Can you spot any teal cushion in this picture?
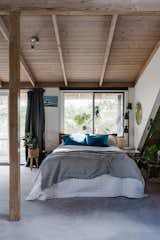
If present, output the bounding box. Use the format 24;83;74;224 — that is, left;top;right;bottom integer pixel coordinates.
86;134;109;147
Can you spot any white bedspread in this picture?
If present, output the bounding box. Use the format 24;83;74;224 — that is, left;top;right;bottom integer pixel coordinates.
27;145;145;201
54;144;123;153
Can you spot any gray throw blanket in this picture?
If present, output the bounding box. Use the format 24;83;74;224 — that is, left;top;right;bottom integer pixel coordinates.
40;150;142;190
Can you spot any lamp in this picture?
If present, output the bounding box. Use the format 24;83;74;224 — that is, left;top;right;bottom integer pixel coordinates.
127;103;132;110
30;36;39;50
124;102;132;146
124;111;129;120
124;125;129;133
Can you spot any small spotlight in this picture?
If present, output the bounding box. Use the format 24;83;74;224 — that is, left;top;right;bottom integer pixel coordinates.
30;36;39;50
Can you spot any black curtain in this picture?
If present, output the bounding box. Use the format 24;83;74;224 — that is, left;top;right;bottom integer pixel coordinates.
25;88;45;166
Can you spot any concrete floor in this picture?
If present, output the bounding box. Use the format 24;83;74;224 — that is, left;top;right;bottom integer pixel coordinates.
0;166;160;240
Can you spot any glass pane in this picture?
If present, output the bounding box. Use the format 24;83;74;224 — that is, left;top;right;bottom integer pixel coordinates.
64;93;93;134
0;91;27;164
0;139;9;162
20;91;27;164
0;93;9;162
94;93;123;136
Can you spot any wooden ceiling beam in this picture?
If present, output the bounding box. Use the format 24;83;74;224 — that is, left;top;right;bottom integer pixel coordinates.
69;81;134;88
20;54;36;87
1;81;134;89
135;41;160;84
52;15;68;86
19;8;160;16
0;80;3;87
0;16;9;40
2;8;160;16
99;14;118;87
0;8;9;15
0;16;36;87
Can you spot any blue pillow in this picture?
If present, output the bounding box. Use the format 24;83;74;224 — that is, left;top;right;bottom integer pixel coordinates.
86;134;109;147
62;133;87;146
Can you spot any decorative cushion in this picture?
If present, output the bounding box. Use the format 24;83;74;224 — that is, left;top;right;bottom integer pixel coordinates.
86;134;109;147
62;133;87;145
108;135;117;146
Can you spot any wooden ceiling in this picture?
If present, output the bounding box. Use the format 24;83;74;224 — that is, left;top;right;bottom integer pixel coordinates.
0;8;160;88
1;0;160;11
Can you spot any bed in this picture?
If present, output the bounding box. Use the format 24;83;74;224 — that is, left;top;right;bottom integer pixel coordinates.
27;134;145;201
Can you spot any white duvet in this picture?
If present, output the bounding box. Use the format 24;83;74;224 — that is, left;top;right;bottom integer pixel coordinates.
27;145;145;201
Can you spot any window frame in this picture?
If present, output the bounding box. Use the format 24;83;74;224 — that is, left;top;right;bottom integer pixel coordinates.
61;90;125;136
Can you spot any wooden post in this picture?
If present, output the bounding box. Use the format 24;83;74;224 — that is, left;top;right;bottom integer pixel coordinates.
9;11;20;221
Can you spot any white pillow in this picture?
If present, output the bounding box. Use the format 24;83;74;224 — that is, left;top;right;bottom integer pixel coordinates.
108;135;117;146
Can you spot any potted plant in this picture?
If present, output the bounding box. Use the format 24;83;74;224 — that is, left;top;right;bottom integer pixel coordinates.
23;132;39;168
143;144;160;178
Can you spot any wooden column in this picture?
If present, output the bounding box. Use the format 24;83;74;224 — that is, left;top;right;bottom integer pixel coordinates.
9;11;20;221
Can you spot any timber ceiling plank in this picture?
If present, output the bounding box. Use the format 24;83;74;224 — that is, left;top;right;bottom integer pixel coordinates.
0;12;160;86
20;16;63;83
104;15;160;83
57;15;112;82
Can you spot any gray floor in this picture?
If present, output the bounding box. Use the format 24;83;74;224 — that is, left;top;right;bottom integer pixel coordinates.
0;166;160;240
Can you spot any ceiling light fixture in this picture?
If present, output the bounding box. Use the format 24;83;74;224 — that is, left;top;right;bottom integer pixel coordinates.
30;36;39;50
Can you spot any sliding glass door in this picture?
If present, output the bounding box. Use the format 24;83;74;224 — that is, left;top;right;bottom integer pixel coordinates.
0;92;9;163
0;90;27;164
64;92;93;134
63;92;124;136
94;93;123;136
20;92;27;164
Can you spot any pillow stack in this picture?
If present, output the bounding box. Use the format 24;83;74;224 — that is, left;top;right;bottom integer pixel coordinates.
62;133;111;147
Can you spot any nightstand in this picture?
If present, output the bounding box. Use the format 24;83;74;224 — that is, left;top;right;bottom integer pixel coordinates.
123;148;141;158
146;161;160;179
123;148;142;168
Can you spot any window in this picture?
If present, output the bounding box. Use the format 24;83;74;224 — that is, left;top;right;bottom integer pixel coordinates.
0;90;27;164
20;92;27;164
63;92;124;136
64;93;93;134
0;92;9;163
94;93;123;135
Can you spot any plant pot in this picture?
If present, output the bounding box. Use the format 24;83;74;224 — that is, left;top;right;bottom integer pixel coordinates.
28;148;39;159
28;148;39;170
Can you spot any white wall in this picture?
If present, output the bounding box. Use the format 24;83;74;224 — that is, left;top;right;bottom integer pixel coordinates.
134;47;160;149
44;88;60;151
